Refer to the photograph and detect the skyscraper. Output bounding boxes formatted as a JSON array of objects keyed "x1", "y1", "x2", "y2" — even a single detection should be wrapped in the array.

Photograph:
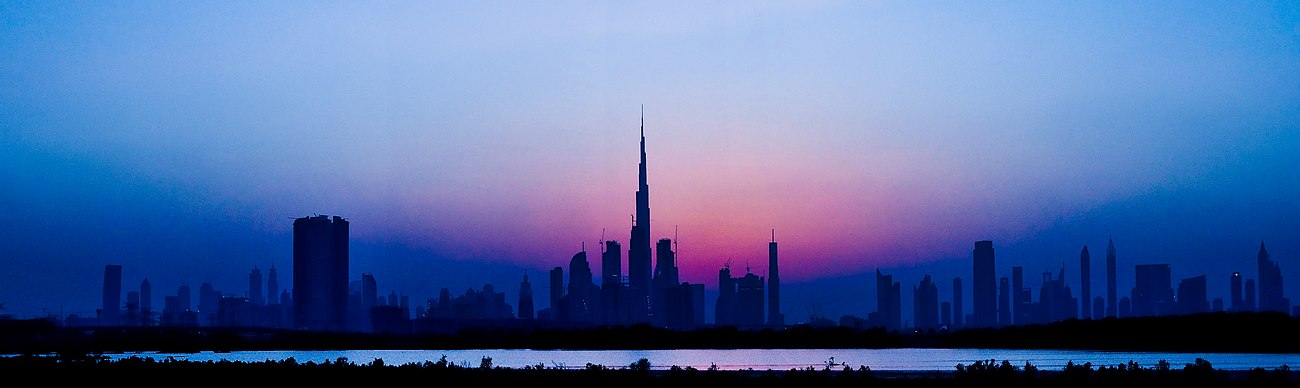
[
  {"x1": 875, "y1": 269, "x2": 901, "y2": 331},
  {"x1": 198, "y1": 281, "x2": 216, "y2": 326},
  {"x1": 972, "y1": 240, "x2": 996, "y2": 328},
  {"x1": 1256, "y1": 242, "x2": 1288, "y2": 313},
  {"x1": 998, "y1": 276, "x2": 1011, "y2": 326},
  {"x1": 267, "y1": 266, "x2": 279, "y2": 305},
  {"x1": 1131, "y1": 264, "x2": 1173, "y2": 317},
  {"x1": 601, "y1": 240, "x2": 623, "y2": 325},
  {"x1": 292, "y1": 214, "x2": 350, "y2": 331},
  {"x1": 249, "y1": 267, "x2": 263, "y2": 305},
  {"x1": 177, "y1": 284, "x2": 191, "y2": 311},
  {"x1": 1177, "y1": 275, "x2": 1208, "y2": 315},
  {"x1": 139, "y1": 278, "x2": 152, "y2": 326},
  {"x1": 768, "y1": 230, "x2": 782, "y2": 327},
  {"x1": 549, "y1": 266, "x2": 564, "y2": 320},
  {"x1": 1080, "y1": 245, "x2": 1091, "y2": 319},
  {"x1": 716, "y1": 265, "x2": 736, "y2": 326},
  {"x1": 952, "y1": 277, "x2": 963, "y2": 328},
  {"x1": 568, "y1": 250, "x2": 596, "y2": 323},
  {"x1": 1012, "y1": 266, "x2": 1029, "y2": 325},
  {"x1": 602, "y1": 240, "x2": 622, "y2": 288},
  {"x1": 1231, "y1": 271, "x2": 1243, "y2": 312},
  {"x1": 627, "y1": 108, "x2": 653, "y2": 323},
  {"x1": 914, "y1": 275, "x2": 939, "y2": 330},
  {"x1": 1245, "y1": 279, "x2": 1257, "y2": 311},
  {"x1": 518, "y1": 274, "x2": 534, "y2": 320},
  {"x1": 735, "y1": 270, "x2": 765, "y2": 327},
  {"x1": 652, "y1": 237, "x2": 678, "y2": 326},
  {"x1": 1106, "y1": 239, "x2": 1117, "y2": 318},
  {"x1": 101, "y1": 264, "x2": 122, "y2": 326},
  {"x1": 361, "y1": 273, "x2": 378, "y2": 311}
]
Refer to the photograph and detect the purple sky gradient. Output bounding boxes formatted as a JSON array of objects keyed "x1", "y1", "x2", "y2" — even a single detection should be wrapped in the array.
[{"x1": 2, "y1": 1, "x2": 1298, "y2": 321}]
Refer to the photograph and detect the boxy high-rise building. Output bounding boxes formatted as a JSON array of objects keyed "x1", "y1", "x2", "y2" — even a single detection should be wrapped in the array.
[{"x1": 292, "y1": 215, "x2": 349, "y2": 331}]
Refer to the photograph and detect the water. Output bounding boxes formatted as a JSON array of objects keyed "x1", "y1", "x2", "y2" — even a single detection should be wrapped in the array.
[{"x1": 93, "y1": 348, "x2": 1300, "y2": 371}]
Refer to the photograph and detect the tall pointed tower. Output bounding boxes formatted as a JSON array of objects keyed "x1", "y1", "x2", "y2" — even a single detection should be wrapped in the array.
[
  {"x1": 768, "y1": 229, "x2": 782, "y2": 326},
  {"x1": 627, "y1": 106, "x2": 653, "y2": 323}
]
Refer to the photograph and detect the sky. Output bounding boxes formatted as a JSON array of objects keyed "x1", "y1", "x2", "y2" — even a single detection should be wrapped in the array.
[{"x1": 2, "y1": 1, "x2": 1298, "y2": 323}]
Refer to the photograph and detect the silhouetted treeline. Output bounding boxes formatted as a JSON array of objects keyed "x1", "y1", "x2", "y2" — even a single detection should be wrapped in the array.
[
  {"x1": 0, "y1": 352, "x2": 1295, "y2": 387},
  {"x1": 1, "y1": 311, "x2": 1298, "y2": 355}
]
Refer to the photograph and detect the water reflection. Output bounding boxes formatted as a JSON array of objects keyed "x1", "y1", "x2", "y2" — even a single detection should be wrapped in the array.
[{"x1": 101, "y1": 348, "x2": 1300, "y2": 371}]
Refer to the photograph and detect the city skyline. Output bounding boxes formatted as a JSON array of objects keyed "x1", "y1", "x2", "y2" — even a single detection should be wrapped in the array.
[
  {"x1": 73, "y1": 117, "x2": 1299, "y2": 330},
  {"x1": 1, "y1": 1, "x2": 1298, "y2": 322}
]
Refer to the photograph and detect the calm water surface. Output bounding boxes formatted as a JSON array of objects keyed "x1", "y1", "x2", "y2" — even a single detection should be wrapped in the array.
[{"x1": 99, "y1": 348, "x2": 1300, "y2": 371}]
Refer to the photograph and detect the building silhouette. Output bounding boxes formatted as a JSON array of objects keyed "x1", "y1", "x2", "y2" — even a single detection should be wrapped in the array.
[
  {"x1": 716, "y1": 265, "x2": 734, "y2": 326},
  {"x1": 874, "y1": 269, "x2": 901, "y2": 331},
  {"x1": 1035, "y1": 267, "x2": 1076, "y2": 324},
  {"x1": 941, "y1": 301, "x2": 952, "y2": 329},
  {"x1": 178, "y1": 284, "x2": 191, "y2": 311},
  {"x1": 139, "y1": 278, "x2": 152, "y2": 326},
  {"x1": 198, "y1": 281, "x2": 218, "y2": 326},
  {"x1": 627, "y1": 109, "x2": 653, "y2": 324},
  {"x1": 125, "y1": 290, "x2": 140, "y2": 326},
  {"x1": 547, "y1": 266, "x2": 564, "y2": 321},
  {"x1": 358, "y1": 272, "x2": 378, "y2": 332},
  {"x1": 1256, "y1": 242, "x2": 1289, "y2": 313},
  {"x1": 518, "y1": 274, "x2": 534, "y2": 320},
  {"x1": 1231, "y1": 271, "x2": 1244, "y2": 312},
  {"x1": 677, "y1": 282, "x2": 706, "y2": 328},
  {"x1": 267, "y1": 266, "x2": 279, "y2": 305},
  {"x1": 914, "y1": 274, "x2": 939, "y2": 331},
  {"x1": 998, "y1": 276, "x2": 1011, "y2": 325},
  {"x1": 1245, "y1": 278, "x2": 1257, "y2": 311},
  {"x1": 567, "y1": 249, "x2": 598, "y2": 323},
  {"x1": 952, "y1": 277, "x2": 963, "y2": 328},
  {"x1": 1080, "y1": 245, "x2": 1091, "y2": 319},
  {"x1": 292, "y1": 214, "x2": 350, "y2": 332},
  {"x1": 1131, "y1": 264, "x2": 1174, "y2": 317},
  {"x1": 972, "y1": 240, "x2": 996, "y2": 328},
  {"x1": 1012, "y1": 266, "x2": 1031, "y2": 325},
  {"x1": 101, "y1": 264, "x2": 122, "y2": 326},
  {"x1": 652, "y1": 238, "x2": 678, "y2": 327},
  {"x1": 768, "y1": 230, "x2": 782, "y2": 327},
  {"x1": 1177, "y1": 274, "x2": 1208, "y2": 315},
  {"x1": 1106, "y1": 239, "x2": 1117, "y2": 318},
  {"x1": 249, "y1": 267, "x2": 263, "y2": 305},
  {"x1": 600, "y1": 240, "x2": 624, "y2": 325},
  {"x1": 734, "y1": 269, "x2": 765, "y2": 327}
]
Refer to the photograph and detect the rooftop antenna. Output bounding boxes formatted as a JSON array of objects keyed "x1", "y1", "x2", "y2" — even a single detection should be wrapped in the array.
[
  {"x1": 674, "y1": 225, "x2": 679, "y2": 265},
  {"x1": 641, "y1": 104, "x2": 644, "y2": 137},
  {"x1": 772, "y1": 228, "x2": 776, "y2": 243}
]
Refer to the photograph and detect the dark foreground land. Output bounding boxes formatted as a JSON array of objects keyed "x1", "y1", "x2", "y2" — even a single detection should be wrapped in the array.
[
  {"x1": 1, "y1": 352, "x2": 1297, "y2": 386},
  {"x1": 2, "y1": 311, "x2": 1300, "y2": 385}
]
